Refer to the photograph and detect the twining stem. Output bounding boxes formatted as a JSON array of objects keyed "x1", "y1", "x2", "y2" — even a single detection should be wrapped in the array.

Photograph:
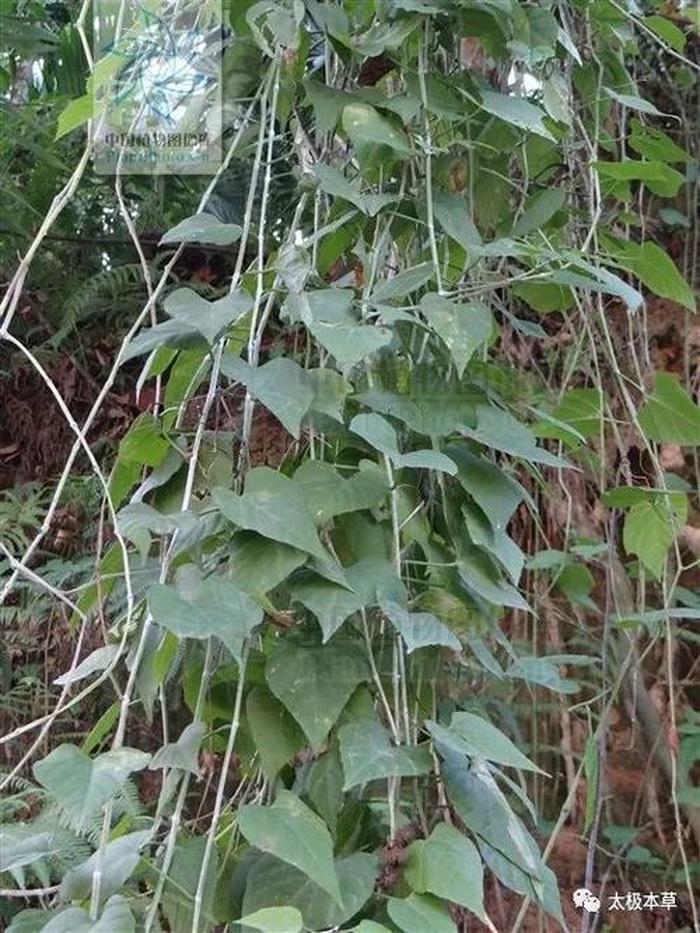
[{"x1": 191, "y1": 646, "x2": 249, "y2": 932}]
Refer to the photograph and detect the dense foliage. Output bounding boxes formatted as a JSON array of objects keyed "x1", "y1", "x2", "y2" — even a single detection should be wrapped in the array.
[{"x1": 1, "y1": 0, "x2": 699, "y2": 931}]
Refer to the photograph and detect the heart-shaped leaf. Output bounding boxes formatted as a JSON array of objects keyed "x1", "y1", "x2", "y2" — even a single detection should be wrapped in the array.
[
  {"x1": 381, "y1": 601, "x2": 461, "y2": 654},
  {"x1": 222, "y1": 356, "x2": 314, "y2": 438},
  {"x1": 148, "y1": 577, "x2": 262, "y2": 664},
  {"x1": 419, "y1": 293, "x2": 492, "y2": 377},
  {"x1": 266, "y1": 637, "x2": 367, "y2": 749},
  {"x1": 164, "y1": 287, "x2": 252, "y2": 344},
  {"x1": 160, "y1": 213, "x2": 242, "y2": 246},
  {"x1": 34, "y1": 745, "x2": 149, "y2": 827},
  {"x1": 404, "y1": 823, "x2": 485, "y2": 919},
  {"x1": 149, "y1": 721, "x2": 205, "y2": 774},
  {"x1": 339, "y1": 720, "x2": 432, "y2": 790},
  {"x1": 214, "y1": 468, "x2": 330, "y2": 563},
  {"x1": 239, "y1": 791, "x2": 341, "y2": 903}
]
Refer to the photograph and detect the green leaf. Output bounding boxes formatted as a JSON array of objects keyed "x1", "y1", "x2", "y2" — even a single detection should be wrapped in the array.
[
  {"x1": 164, "y1": 287, "x2": 252, "y2": 344},
  {"x1": 446, "y1": 444, "x2": 524, "y2": 533},
  {"x1": 313, "y1": 164, "x2": 397, "y2": 217},
  {"x1": 228, "y1": 534, "x2": 307, "y2": 595},
  {"x1": 460, "y1": 405, "x2": 569, "y2": 469},
  {"x1": 457, "y1": 549, "x2": 530, "y2": 612},
  {"x1": 638, "y1": 373, "x2": 700, "y2": 444},
  {"x1": 381, "y1": 601, "x2": 461, "y2": 654},
  {"x1": 403, "y1": 448, "x2": 461, "y2": 473},
  {"x1": 148, "y1": 578, "x2": 262, "y2": 664},
  {"x1": 82, "y1": 703, "x2": 120, "y2": 755},
  {"x1": 442, "y1": 755, "x2": 543, "y2": 881},
  {"x1": 348, "y1": 414, "x2": 400, "y2": 455},
  {"x1": 338, "y1": 719, "x2": 432, "y2": 789},
  {"x1": 118, "y1": 414, "x2": 169, "y2": 467},
  {"x1": 513, "y1": 281, "x2": 573, "y2": 313},
  {"x1": 623, "y1": 497, "x2": 678, "y2": 577},
  {"x1": 290, "y1": 288, "x2": 393, "y2": 366},
  {"x1": 246, "y1": 687, "x2": 306, "y2": 779},
  {"x1": 429, "y1": 711, "x2": 544, "y2": 773},
  {"x1": 357, "y1": 382, "x2": 475, "y2": 438},
  {"x1": 512, "y1": 188, "x2": 566, "y2": 237},
  {"x1": 507, "y1": 656, "x2": 580, "y2": 693},
  {"x1": 479, "y1": 90, "x2": 554, "y2": 141},
  {"x1": 604, "y1": 239, "x2": 695, "y2": 312},
  {"x1": 162, "y1": 836, "x2": 218, "y2": 933},
  {"x1": 387, "y1": 893, "x2": 457, "y2": 933},
  {"x1": 239, "y1": 791, "x2": 341, "y2": 903},
  {"x1": 545, "y1": 260, "x2": 644, "y2": 311},
  {"x1": 628, "y1": 120, "x2": 690, "y2": 164},
  {"x1": 214, "y1": 468, "x2": 330, "y2": 563},
  {"x1": 0, "y1": 826, "x2": 64, "y2": 874},
  {"x1": 305, "y1": 747, "x2": 344, "y2": 832},
  {"x1": 293, "y1": 460, "x2": 389, "y2": 525},
  {"x1": 116, "y1": 503, "x2": 198, "y2": 557},
  {"x1": 59, "y1": 831, "x2": 150, "y2": 903},
  {"x1": 354, "y1": 923, "x2": 392, "y2": 933},
  {"x1": 307, "y1": 368, "x2": 351, "y2": 422},
  {"x1": 353, "y1": 18, "x2": 419, "y2": 55},
  {"x1": 305, "y1": 82, "x2": 353, "y2": 134},
  {"x1": 266, "y1": 638, "x2": 367, "y2": 749},
  {"x1": 237, "y1": 907, "x2": 303, "y2": 933},
  {"x1": 461, "y1": 500, "x2": 524, "y2": 585},
  {"x1": 419, "y1": 294, "x2": 492, "y2": 377},
  {"x1": 7, "y1": 908, "x2": 53, "y2": 933},
  {"x1": 535, "y1": 388, "x2": 603, "y2": 445},
  {"x1": 478, "y1": 837, "x2": 564, "y2": 924},
  {"x1": 160, "y1": 213, "x2": 242, "y2": 246},
  {"x1": 613, "y1": 606, "x2": 700, "y2": 628},
  {"x1": 404, "y1": 823, "x2": 485, "y2": 918},
  {"x1": 42, "y1": 896, "x2": 135, "y2": 932},
  {"x1": 542, "y1": 72, "x2": 571, "y2": 124},
  {"x1": 345, "y1": 558, "x2": 407, "y2": 606},
  {"x1": 56, "y1": 95, "x2": 97, "y2": 139},
  {"x1": 122, "y1": 318, "x2": 202, "y2": 361},
  {"x1": 370, "y1": 262, "x2": 435, "y2": 302},
  {"x1": 312, "y1": 318, "x2": 392, "y2": 368},
  {"x1": 349, "y1": 413, "x2": 457, "y2": 474},
  {"x1": 148, "y1": 722, "x2": 205, "y2": 774},
  {"x1": 603, "y1": 87, "x2": 664, "y2": 116},
  {"x1": 433, "y1": 190, "x2": 482, "y2": 252},
  {"x1": 242, "y1": 852, "x2": 376, "y2": 930},
  {"x1": 643, "y1": 15, "x2": 686, "y2": 53},
  {"x1": 1, "y1": 14, "x2": 58, "y2": 55},
  {"x1": 33, "y1": 746, "x2": 149, "y2": 828},
  {"x1": 406, "y1": 72, "x2": 466, "y2": 118},
  {"x1": 342, "y1": 102, "x2": 412, "y2": 155},
  {"x1": 222, "y1": 357, "x2": 314, "y2": 438},
  {"x1": 54, "y1": 644, "x2": 120, "y2": 686},
  {"x1": 593, "y1": 160, "x2": 685, "y2": 198},
  {"x1": 292, "y1": 574, "x2": 364, "y2": 641},
  {"x1": 556, "y1": 564, "x2": 596, "y2": 609}
]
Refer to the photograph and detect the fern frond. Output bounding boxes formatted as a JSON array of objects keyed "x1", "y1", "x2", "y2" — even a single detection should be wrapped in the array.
[{"x1": 50, "y1": 262, "x2": 152, "y2": 348}]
